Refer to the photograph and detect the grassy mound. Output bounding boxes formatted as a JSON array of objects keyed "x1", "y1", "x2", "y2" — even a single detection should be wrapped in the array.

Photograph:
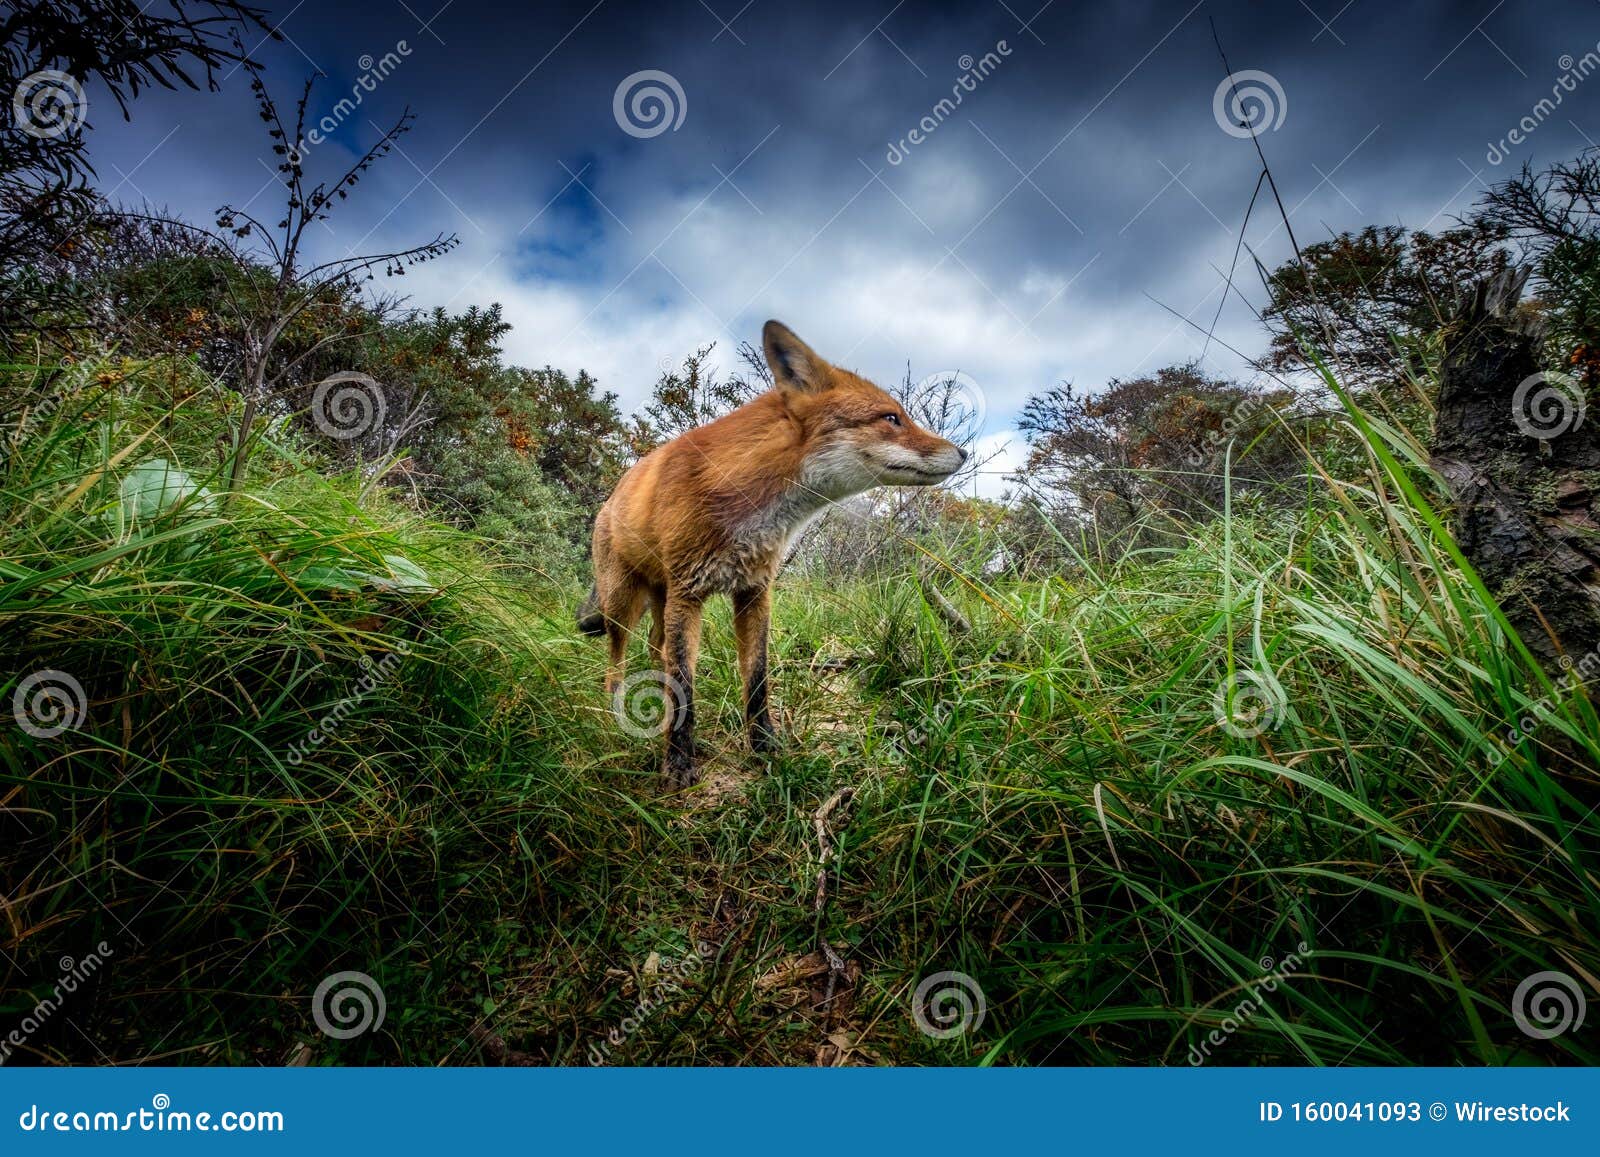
[{"x1": 0, "y1": 357, "x2": 638, "y2": 1062}]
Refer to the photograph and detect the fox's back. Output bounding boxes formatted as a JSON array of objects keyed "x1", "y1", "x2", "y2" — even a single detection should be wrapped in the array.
[{"x1": 596, "y1": 393, "x2": 803, "y2": 592}]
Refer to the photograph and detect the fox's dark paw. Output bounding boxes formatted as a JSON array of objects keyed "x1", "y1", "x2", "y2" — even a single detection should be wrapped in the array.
[
  {"x1": 749, "y1": 726, "x2": 781, "y2": 756},
  {"x1": 664, "y1": 752, "x2": 700, "y2": 790}
]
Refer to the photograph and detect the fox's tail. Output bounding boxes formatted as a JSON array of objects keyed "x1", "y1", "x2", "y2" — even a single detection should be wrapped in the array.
[{"x1": 576, "y1": 585, "x2": 606, "y2": 637}]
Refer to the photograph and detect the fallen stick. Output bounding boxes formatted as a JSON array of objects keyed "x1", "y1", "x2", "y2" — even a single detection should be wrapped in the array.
[
  {"x1": 917, "y1": 564, "x2": 972, "y2": 634},
  {"x1": 813, "y1": 786, "x2": 856, "y2": 1025},
  {"x1": 812, "y1": 786, "x2": 855, "y2": 915}
]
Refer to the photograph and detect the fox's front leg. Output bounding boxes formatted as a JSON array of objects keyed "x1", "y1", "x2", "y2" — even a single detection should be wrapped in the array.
[
  {"x1": 661, "y1": 591, "x2": 704, "y2": 788},
  {"x1": 734, "y1": 586, "x2": 776, "y2": 754}
]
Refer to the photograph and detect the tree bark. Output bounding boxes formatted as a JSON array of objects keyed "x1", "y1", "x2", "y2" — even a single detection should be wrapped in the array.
[{"x1": 1431, "y1": 268, "x2": 1600, "y2": 662}]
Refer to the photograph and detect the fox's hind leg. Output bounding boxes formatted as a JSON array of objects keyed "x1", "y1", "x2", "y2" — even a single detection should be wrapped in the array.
[
  {"x1": 733, "y1": 585, "x2": 776, "y2": 755},
  {"x1": 646, "y1": 586, "x2": 666, "y2": 673},
  {"x1": 603, "y1": 582, "x2": 645, "y2": 701},
  {"x1": 660, "y1": 589, "x2": 704, "y2": 789}
]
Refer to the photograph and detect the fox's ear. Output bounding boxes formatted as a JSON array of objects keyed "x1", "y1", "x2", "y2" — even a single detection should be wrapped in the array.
[{"x1": 763, "y1": 320, "x2": 830, "y2": 394}]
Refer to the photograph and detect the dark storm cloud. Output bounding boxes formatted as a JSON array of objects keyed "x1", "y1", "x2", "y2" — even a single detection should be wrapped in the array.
[{"x1": 79, "y1": 0, "x2": 1600, "y2": 491}]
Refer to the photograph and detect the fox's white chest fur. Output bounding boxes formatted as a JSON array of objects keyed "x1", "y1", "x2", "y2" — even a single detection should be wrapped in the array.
[{"x1": 681, "y1": 483, "x2": 830, "y2": 597}]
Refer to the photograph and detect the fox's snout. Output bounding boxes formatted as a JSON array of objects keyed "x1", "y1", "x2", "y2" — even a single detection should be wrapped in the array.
[
  {"x1": 866, "y1": 437, "x2": 964, "y2": 483},
  {"x1": 805, "y1": 412, "x2": 966, "y2": 495}
]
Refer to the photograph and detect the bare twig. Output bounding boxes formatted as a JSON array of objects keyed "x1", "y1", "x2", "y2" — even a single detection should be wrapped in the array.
[
  {"x1": 812, "y1": 785, "x2": 856, "y2": 1021},
  {"x1": 917, "y1": 561, "x2": 972, "y2": 634},
  {"x1": 812, "y1": 785, "x2": 855, "y2": 915}
]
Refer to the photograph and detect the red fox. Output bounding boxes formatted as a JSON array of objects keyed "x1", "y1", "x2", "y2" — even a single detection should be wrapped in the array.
[{"x1": 579, "y1": 320, "x2": 967, "y2": 786}]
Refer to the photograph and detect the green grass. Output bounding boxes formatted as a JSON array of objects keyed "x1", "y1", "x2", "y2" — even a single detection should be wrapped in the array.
[{"x1": 1, "y1": 355, "x2": 1596, "y2": 1065}]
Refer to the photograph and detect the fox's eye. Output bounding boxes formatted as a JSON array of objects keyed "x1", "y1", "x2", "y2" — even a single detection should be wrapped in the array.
[{"x1": 881, "y1": 413, "x2": 901, "y2": 426}]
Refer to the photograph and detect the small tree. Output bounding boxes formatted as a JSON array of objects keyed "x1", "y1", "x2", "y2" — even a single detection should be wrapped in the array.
[
  {"x1": 1475, "y1": 151, "x2": 1600, "y2": 381},
  {"x1": 128, "y1": 68, "x2": 458, "y2": 491},
  {"x1": 635, "y1": 342, "x2": 762, "y2": 448},
  {"x1": 0, "y1": 1, "x2": 272, "y2": 286},
  {"x1": 1261, "y1": 223, "x2": 1510, "y2": 394},
  {"x1": 1016, "y1": 362, "x2": 1303, "y2": 557},
  {"x1": 516, "y1": 365, "x2": 629, "y2": 513},
  {"x1": 392, "y1": 304, "x2": 626, "y2": 570}
]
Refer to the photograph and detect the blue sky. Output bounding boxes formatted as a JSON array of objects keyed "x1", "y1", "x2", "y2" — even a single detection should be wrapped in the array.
[{"x1": 81, "y1": 0, "x2": 1600, "y2": 495}]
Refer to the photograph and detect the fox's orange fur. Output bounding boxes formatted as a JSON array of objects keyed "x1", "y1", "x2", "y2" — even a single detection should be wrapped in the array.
[{"x1": 580, "y1": 320, "x2": 966, "y2": 786}]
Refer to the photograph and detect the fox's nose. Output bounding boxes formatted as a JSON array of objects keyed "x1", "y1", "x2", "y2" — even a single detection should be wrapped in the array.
[{"x1": 956, "y1": 447, "x2": 969, "y2": 464}]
